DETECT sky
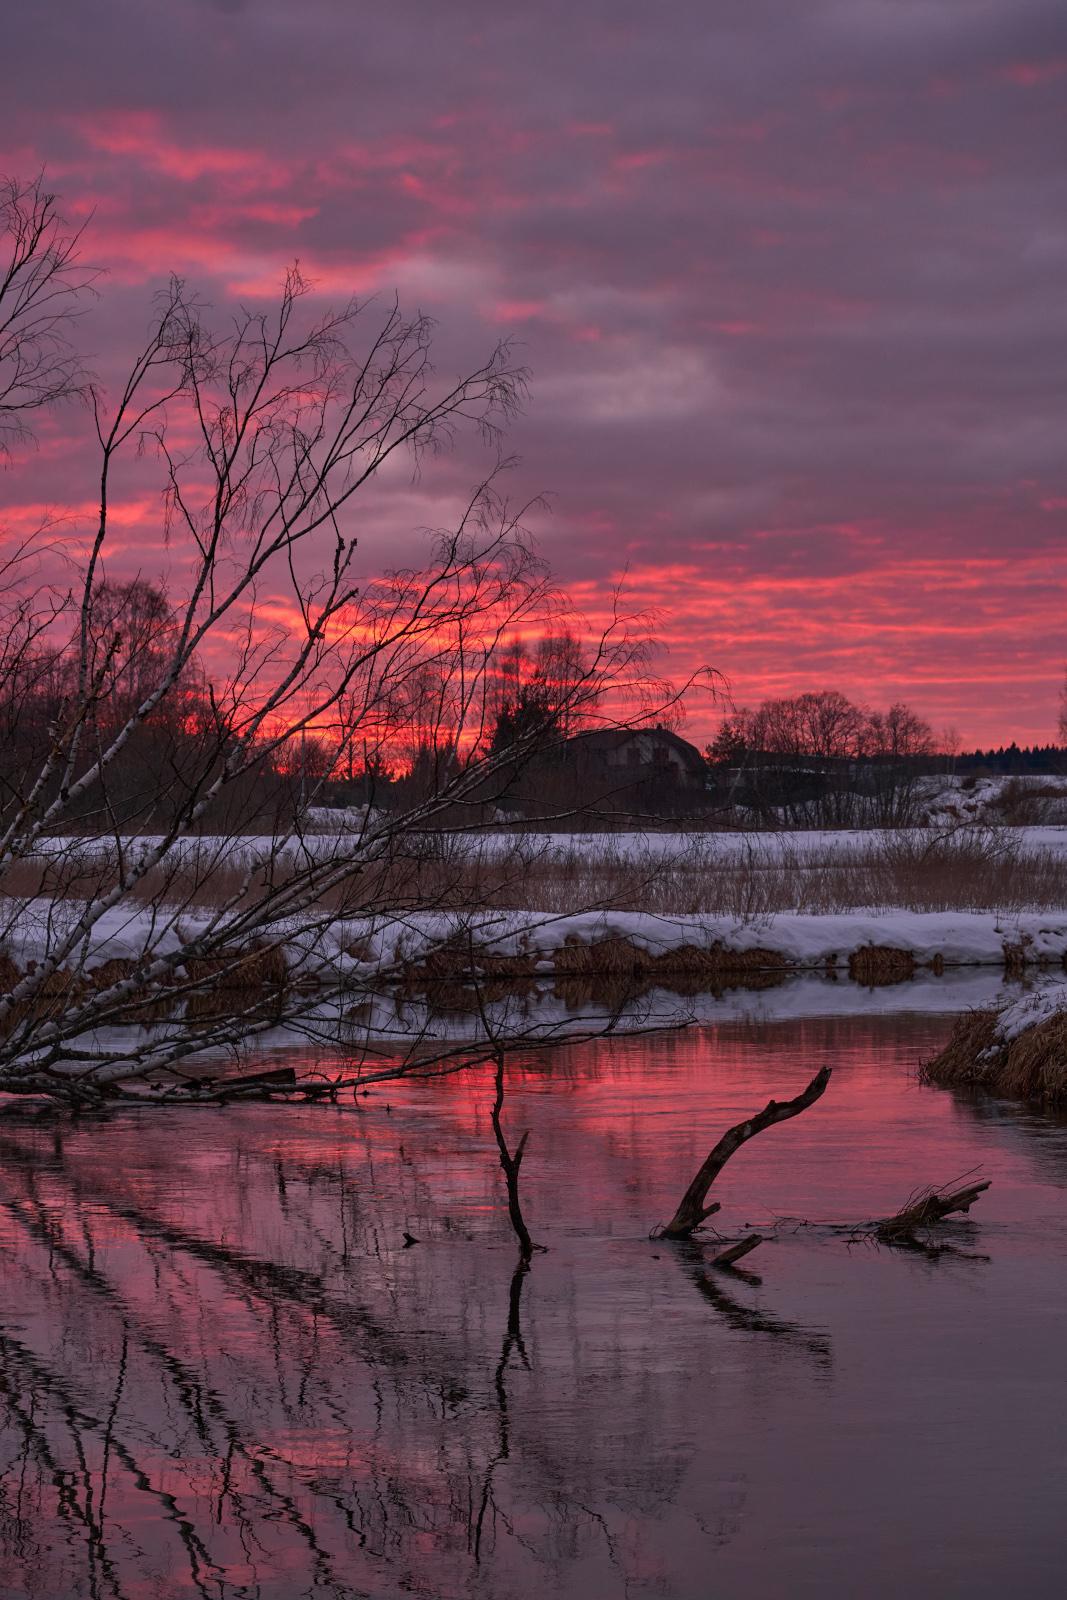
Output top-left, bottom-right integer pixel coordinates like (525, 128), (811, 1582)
(1, 0), (1065, 748)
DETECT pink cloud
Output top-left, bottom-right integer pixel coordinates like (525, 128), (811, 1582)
(1002, 59), (1067, 87)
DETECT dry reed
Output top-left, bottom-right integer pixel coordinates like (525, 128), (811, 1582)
(848, 945), (917, 986)
(921, 1005), (1067, 1104)
(5, 825), (1067, 920)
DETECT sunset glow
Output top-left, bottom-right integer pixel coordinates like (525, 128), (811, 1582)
(2, 1), (1065, 746)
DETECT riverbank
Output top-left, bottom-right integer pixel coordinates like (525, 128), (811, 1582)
(923, 980), (1067, 1105)
(5, 902), (1067, 1003)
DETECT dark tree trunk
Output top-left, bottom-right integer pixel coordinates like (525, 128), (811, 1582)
(490, 1049), (538, 1261)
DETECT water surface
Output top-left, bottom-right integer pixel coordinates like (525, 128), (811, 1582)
(1, 1009), (1065, 1598)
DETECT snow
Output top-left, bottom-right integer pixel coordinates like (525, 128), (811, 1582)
(31, 821), (1067, 875)
(343, 906), (1067, 972)
(416, 823), (1067, 864)
(917, 773), (1067, 827)
(993, 979), (1067, 1043)
(5, 899), (1067, 980)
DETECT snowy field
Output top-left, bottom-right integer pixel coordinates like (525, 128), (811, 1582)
(27, 821), (1067, 873)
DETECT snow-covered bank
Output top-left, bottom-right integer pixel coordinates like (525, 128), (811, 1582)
(190, 968), (1039, 1059)
(988, 980), (1067, 1041)
(412, 907), (1067, 971)
(923, 978), (1067, 1105)
(5, 900), (1067, 983)
(20, 968), (1030, 1086)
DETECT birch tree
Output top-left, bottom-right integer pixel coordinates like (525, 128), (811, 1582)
(0, 241), (661, 1104)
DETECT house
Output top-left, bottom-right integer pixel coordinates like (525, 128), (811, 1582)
(566, 727), (707, 788)
(498, 725), (707, 819)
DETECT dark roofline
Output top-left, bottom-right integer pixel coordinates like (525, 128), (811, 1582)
(566, 726), (706, 768)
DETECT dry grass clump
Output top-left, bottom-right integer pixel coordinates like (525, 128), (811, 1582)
(920, 1009), (999, 1088)
(0, 939), (297, 1033)
(922, 1004), (1067, 1104)
(657, 943), (790, 976)
(510, 935), (791, 982)
(848, 945), (917, 986)
(1002, 935), (1036, 978)
(183, 942), (289, 992)
(401, 931), (795, 1015)
(0, 952), (89, 1032)
(7, 821), (1067, 922)
(406, 939), (538, 986)
(87, 957), (139, 990)
(406, 934), (795, 1016)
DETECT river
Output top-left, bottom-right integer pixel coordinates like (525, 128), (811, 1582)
(1, 996), (1065, 1597)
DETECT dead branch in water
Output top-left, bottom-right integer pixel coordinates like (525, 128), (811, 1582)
(490, 1048), (540, 1262)
(658, 1066), (831, 1239)
(874, 1178), (991, 1246)
(710, 1233), (765, 1269)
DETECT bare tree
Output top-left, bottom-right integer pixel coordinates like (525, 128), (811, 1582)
(708, 690), (935, 827)
(0, 258), (672, 1104)
(0, 173), (95, 456)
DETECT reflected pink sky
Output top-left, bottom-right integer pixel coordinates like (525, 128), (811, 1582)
(2, 1013), (1067, 1597)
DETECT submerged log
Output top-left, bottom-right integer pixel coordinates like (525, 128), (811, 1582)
(197, 1066), (298, 1099)
(660, 1066), (831, 1240)
(710, 1234), (765, 1269)
(875, 1179), (991, 1244)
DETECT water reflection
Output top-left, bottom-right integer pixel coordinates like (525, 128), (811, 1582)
(676, 1240), (834, 1362)
(1, 1012), (1067, 1598)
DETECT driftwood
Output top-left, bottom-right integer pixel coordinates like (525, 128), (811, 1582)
(659, 1066), (831, 1239)
(200, 1066), (297, 1094)
(874, 1179), (991, 1245)
(162, 1065), (300, 1103)
(710, 1233), (765, 1269)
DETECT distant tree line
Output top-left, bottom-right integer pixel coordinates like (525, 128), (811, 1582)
(0, 578), (305, 834)
(955, 744), (1066, 774)
(705, 690), (939, 827)
(0, 569), (632, 833)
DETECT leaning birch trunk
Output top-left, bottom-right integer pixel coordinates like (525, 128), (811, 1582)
(660, 1066), (832, 1239)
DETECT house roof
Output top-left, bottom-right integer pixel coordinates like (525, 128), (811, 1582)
(567, 726), (706, 772)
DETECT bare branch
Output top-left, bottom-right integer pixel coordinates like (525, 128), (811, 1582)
(658, 1067), (832, 1239)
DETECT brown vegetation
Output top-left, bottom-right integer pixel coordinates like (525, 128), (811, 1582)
(922, 1005), (1067, 1105)
(7, 822), (1067, 930)
(848, 945), (917, 985)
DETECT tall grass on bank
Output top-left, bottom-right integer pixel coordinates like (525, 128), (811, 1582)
(2, 825), (1064, 920)
(922, 1004), (1067, 1105)
(439, 826), (1067, 917)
